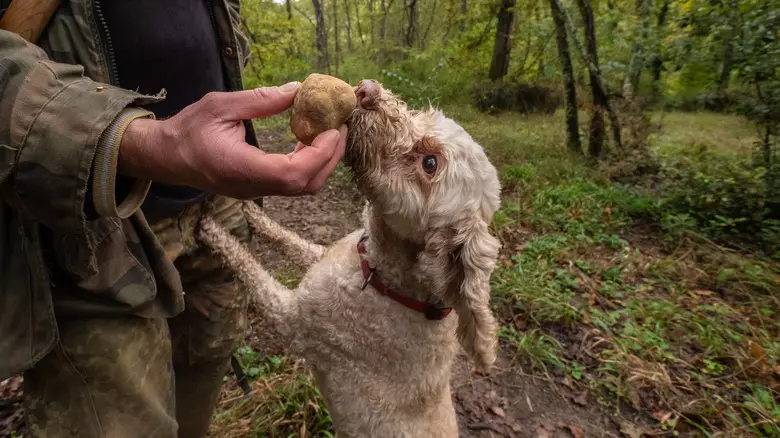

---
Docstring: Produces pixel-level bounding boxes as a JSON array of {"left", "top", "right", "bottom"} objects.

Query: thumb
[{"left": 208, "top": 82, "right": 301, "bottom": 120}]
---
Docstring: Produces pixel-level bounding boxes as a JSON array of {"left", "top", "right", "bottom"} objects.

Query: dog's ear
[{"left": 420, "top": 218, "right": 500, "bottom": 371}]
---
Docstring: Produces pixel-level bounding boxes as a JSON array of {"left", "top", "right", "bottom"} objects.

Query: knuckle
[
  {"left": 252, "top": 87, "right": 274, "bottom": 102},
  {"left": 201, "top": 91, "right": 221, "bottom": 107}
]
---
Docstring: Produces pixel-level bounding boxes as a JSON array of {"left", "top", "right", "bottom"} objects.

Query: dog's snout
[{"left": 355, "top": 79, "right": 380, "bottom": 110}]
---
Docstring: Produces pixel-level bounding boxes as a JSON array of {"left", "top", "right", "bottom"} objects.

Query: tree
[
  {"left": 334, "top": 0, "right": 341, "bottom": 75},
  {"left": 650, "top": 0, "right": 670, "bottom": 99},
  {"left": 312, "top": 0, "right": 330, "bottom": 72},
  {"left": 717, "top": 0, "right": 740, "bottom": 93},
  {"left": 553, "top": 0, "right": 622, "bottom": 150},
  {"left": 549, "top": 0, "right": 581, "bottom": 153},
  {"left": 623, "top": 0, "right": 653, "bottom": 103},
  {"left": 576, "top": 0, "right": 606, "bottom": 158},
  {"left": 344, "top": 0, "right": 354, "bottom": 51},
  {"left": 405, "top": 0, "right": 419, "bottom": 48},
  {"left": 489, "top": 0, "right": 517, "bottom": 81}
]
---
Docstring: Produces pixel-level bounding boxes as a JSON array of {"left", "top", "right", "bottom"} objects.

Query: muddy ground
[{"left": 0, "top": 131, "right": 643, "bottom": 437}]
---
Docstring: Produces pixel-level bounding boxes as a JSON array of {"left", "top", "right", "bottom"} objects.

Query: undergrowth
[{"left": 479, "top": 109, "right": 780, "bottom": 436}]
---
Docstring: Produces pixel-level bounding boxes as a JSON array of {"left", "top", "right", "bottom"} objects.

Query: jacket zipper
[
  {"left": 205, "top": 0, "right": 220, "bottom": 38},
  {"left": 93, "top": 0, "right": 120, "bottom": 86}
]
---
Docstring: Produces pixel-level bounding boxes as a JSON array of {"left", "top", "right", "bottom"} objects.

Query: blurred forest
[{"left": 219, "top": 1, "right": 780, "bottom": 437}]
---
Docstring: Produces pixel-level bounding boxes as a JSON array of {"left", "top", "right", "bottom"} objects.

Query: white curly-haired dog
[{"left": 198, "top": 79, "right": 502, "bottom": 437}]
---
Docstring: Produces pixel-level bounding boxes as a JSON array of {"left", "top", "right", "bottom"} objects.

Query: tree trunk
[
  {"left": 334, "top": 0, "right": 341, "bottom": 75},
  {"left": 489, "top": 0, "right": 516, "bottom": 81},
  {"left": 405, "top": 0, "right": 419, "bottom": 48},
  {"left": 650, "top": 0, "right": 669, "bottom": 99},
  {"left": 553, "top": 0, "right": 622, "bottom": 150},
  {"left": 312, "top": 0, "right": 330, "bottom": 73},
  {"left": 368, "top": 0, "right": 375, "bottom": 45},
  {"left": 421, "top": 0, "right": 439, "bottom": 49},
  {"left": 344, "top": 0, "right": 353, "bottom": 51},
  {"left": 623, "top": 0, "right": 652, "bottom": 103},
  {"left": 549, "top": 0, "right": 581, "bottom": 154},
  {"left": 380, "top": 0, "right": 388, "bottom": 41},
  {"left": 576, "top": 0, "right": 605, "bottom": 158},
  {"left": 354, "top": 0, "right": 365, "bottom": 47},
  {"left": 286, "top": 0, "right": 293, "bottom": 19},
  {"left": 717, "top": 0, "right": 739, "bottom": 93}
]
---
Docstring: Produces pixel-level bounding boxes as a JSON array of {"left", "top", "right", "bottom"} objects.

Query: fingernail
[{"left": 281, "top": 81, "right": 301, "bottom": 92}]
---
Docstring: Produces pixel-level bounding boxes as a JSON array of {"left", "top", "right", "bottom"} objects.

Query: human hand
[{"left": 117, "top": 82, "right": 347, "bottom": 199}]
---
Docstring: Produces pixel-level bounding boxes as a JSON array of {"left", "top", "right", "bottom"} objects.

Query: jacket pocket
[
  {"left": 0, "top": 203, "right": 58, "bottom": 380},
  {"left": 53, "top": 216, "right": 158, "bottom": 314}
]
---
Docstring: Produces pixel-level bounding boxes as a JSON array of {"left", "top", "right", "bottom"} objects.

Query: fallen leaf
[
  {"left": 573, "top": 390, "right": 589, "bottom": 406},
  {"left": 588, "top": 292, "right": 598, "bottom": 306},
  {"left": 561, "top": 376, "right": 575, "bottom": 390},
  {"left": 535, "top": 423, "right": 554, "bottom": 438},
  {"left": 619, "top": 421, "right": 646, "bottom": 438},
  {"left": 693, "top": 289, "right": 714, "bottom": 296},
  {"left": 513, "top": 316, "right": 528, "bottom": 331},
  {"left": 558, "top": 422, "right": 585, "bottom": 438},
  {"left": 651, "top": 410, "right": 673, "bottom": 423},
  {"left": 775, "top": 364, "right": 780, "bottom": 377},
  {"left": 510, "top": 423, "right": 523, "bottom": 433},
  {"left": 749, "top": 340, "right": 767, "bottom": 364},
  {"left": 490, "top": 406, "right": 506, "bottom": 418},
  {"left": 604, "top": 207, "right": 613, "bottom": 217}
]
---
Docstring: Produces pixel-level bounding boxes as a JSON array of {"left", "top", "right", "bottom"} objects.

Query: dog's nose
[{"left": 355, "top": 79, "right": 380, "bottom": 110}]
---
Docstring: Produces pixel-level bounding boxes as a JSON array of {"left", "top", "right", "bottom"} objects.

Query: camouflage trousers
[{"left": 23, "top": 196, "right": 252, "bottom": 438}]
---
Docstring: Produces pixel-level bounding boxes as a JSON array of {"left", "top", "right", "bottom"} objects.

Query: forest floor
[{"left": 1, "top": 110, "right": 777, "bottom": 438}]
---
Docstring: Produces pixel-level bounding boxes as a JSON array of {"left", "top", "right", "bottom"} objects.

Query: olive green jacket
[{"left": 0, "top": 0, "right": 253, "bottom": 380}]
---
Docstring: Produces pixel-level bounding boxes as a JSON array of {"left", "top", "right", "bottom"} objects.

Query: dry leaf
[
  {"left": 652, "top": 410, "right": 673, "bottom": 423},
  {"left": 558, "top": 423, "right": 585, "bottom": 438},
  {"left": 749, "top": 340, "right": 767, "bottom": 363},
  {"left": 619, "top": 421, "right": 646, "bottom": 438},
  {"left": 490, "top": 406, "right": 506, "bottom": 418},
  {"left": 604, "top": 207, "right": 613, "bottom": 217},
  {"left": 514, "top": 316, "right": 528, "bottom": 331},
  {"left": 774, "top": 364, "right": 780, "bottom": 377},
  {"left": 588, "top": 292, "right": 598, "bottom": 306},
  {"left": 573, "top": 390, "right": 589, "bottom": 406},
  {"left": 510, "top": 423, "right": 523, "bottom": 433},
  {"left": 535, "top": 423, "right": 554, "bottom": 438},
  {"left": 562, "top": 376, "right": 576, "bottom": 390},
  {"left": 693, "top": 289, "right": 714, "bottom": 296}
]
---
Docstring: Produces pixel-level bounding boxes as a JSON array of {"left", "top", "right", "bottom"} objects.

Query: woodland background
[{"left": 216, "top": 0, "right": 780, "bottom": 436}]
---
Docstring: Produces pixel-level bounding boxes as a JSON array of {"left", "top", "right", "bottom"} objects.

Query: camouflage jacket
[{"left": 0, "top": 0, "right": 253, "bottom": 380}]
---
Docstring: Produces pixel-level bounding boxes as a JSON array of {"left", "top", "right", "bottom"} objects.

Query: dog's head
[{"left": 346, "top": 80, "right": 501, "bottom": 371}]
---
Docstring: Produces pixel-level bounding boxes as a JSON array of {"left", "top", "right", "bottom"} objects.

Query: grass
[
  {"left": 214, "top": 103, "right": 779, "bottom": 436},
  {"left": 456, "top": 106, "right": 780, "bottom": 436}
]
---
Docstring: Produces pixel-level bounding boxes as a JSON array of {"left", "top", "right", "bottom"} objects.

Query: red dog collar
[{"left": 357, "top": 234, "right": 452, "bottom": 320}]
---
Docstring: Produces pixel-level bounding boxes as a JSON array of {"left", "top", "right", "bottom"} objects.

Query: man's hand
[{"left": 118, "top": 82, "right": 347, "bottom": 199}]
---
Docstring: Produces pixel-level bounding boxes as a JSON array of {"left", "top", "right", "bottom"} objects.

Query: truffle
[{"left": 290, "top": 73, "right": 357, "bottom": 145}]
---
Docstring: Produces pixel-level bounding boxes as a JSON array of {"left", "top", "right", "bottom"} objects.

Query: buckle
[
  {"left": 424, "top": 303, "right": 450, "bottom": 320},
  {"left": 361, "top": 269, "right": 375, "bottom": 290}
]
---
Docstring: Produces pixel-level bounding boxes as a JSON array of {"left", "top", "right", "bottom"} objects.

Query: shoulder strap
[{"left": 0, "top": 0, "right": 61, "bottom": 43}]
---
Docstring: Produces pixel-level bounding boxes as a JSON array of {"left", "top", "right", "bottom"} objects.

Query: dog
[{"left": 199, "top": 79, "right": 502, "bottom": 437}]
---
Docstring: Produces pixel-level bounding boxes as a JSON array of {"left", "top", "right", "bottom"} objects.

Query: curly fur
[{"left": 198, "top": 80, "right": 501, "bottom": 437}]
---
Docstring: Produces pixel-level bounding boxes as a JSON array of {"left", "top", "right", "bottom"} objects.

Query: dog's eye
[{"left": 422, "top": 155, "right": 437, "bottom": 174}]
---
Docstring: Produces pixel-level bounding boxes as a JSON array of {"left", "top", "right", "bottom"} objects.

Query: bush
[
  {"left": 658, "top": 145, "right": 780, "bottom": 253},
  {"left": 472, "top": 80, "right": 561, "bottom": 114}
]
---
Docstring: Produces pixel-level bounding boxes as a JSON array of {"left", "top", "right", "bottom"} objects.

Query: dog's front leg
[
  {"left": 199, "top": 216, "right": 299, "bottom": 337},
  {"left": 242, "top": 201, "right": 324, "bottom": 267}
]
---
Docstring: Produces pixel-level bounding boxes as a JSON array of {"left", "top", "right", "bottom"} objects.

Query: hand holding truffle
[{"left": 117, "top": 82, "right": 348, "bottom": 199}]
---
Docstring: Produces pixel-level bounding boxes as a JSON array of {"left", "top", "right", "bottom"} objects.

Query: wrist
[{"left": 118, "top": 116, "right": 166, "bottom": 180}]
